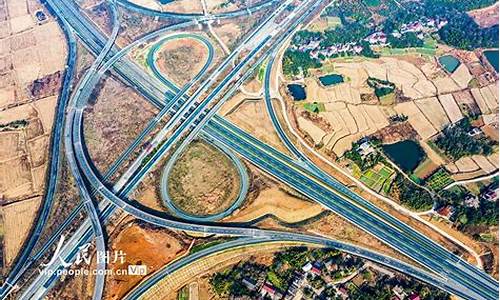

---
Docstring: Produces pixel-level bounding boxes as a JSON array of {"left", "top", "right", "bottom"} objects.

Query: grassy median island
[
  {"left": 156, "top": 37, "right": 208, "bottom": 86},
  {"left": 168, "top": 141, "right": 241, "bottom": 216}
]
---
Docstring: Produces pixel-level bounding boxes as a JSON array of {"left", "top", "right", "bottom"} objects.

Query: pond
[
  {"left": 287, "top": 84, "right": 306, "bottom": 101},
  {"left": 438, "top": 55, "right": 460, "bottom": 73},
  {"left": 484, "top": 50, "right": 499, "bottom": 73},
  {"left": 381, "top": 140, "right": 425, "bottom": 173},
  {"left": 158, "top": 0, "right": 173, "bottom": 4},
  {"left": 319, "top": 73, "right": 344, "bottom": 86}
]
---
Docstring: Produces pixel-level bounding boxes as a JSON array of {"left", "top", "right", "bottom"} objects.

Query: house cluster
[
  {"left": 435, "top": 184, "right": 498, "bottom": 220},
  {"left": 364, "top": 17, "right": 448, "bottom": 45},
  {"left": 463, "top": 185, "right": 499, "bottom": 209},
  {"left": 400, "top": 18, "right": 448, "bottom": 34},
  {"left": 392, "top": 285, "right": 422, "bottom": 300},
  {"left": 436, "top": 204, "right": 457, "bottom": 220},
  {"left": 356, "top": 140, "right": 376, "bottom": 159},
  {"left": 258, "top": 256, "right": 357, "bottom": 300},
  {"left": 291, "top": 16, "right": 450, "bottom": 60},
  {"left": 247, "top": 252, "right": 429, "bottom": 300},
  {"left": 364, "top": 31, "right": 388, "bottom": 45},
  {"left": 292, "top": 38, "right": 365, "bottom": 60}
]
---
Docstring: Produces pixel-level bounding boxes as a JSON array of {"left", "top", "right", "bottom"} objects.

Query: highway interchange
[{"left": 2, "top": 0, "right": 499, "bottom": 299}]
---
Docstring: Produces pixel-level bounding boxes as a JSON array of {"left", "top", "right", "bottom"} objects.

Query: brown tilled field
[
  {"left": 225, "top": 98, "right": 290, "bottom": 154},
  {"left": 1, "top": 197, "right": 41, "bottom": 266},
  {"left": 0, "top": 0, "right": 66, "bottom": 270}
]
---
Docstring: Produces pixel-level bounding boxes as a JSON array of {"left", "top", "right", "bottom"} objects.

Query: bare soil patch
[
  {"left": 468, "top": 3, "right": 499, "bottom": 28},
  {"left": 105, "top": 219, "right": 190, "bottom": 300},
  {"left": 225, "top": 187, "right": 324, "bottom": 223},
  {"left": 225, "top": 98, "right": 290, "bottom": 154}
]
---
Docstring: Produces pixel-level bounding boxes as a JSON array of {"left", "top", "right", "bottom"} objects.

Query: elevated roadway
[{"left": 13, "top": 1, "right": 499, "bottom": 299}]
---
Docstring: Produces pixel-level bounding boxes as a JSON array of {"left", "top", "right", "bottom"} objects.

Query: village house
[{"left": 464, "top": 194, "right": 480, "bottom": 209}]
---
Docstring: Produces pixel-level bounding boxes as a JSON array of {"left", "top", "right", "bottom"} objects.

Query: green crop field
[
  {"left": 359, "top": 164, "right": 395, "bottom": 192},
  {"left": 425, "top": 168, "right": 454, "bottom": 190}
]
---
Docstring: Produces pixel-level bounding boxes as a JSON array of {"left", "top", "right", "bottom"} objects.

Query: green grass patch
[
  {"left": 267, "top": 271, "right": 286, "bottom": 290},
  {"left": 416, "top": 47, "right": 437, "bottom": 56},
  {"left": 382, "top": 177, "right": 393, "bottom": 194},
  {"left": 303, "top": 101, "right": 325, "bottom": 113},
  {"left": 190, "top": 238, "right": 234, "bottom": 254},
  {"left": 317, "top": 60, "right": 337, "bottom": 74},
  {"left": 479, "top": 233, "right": 495, "bottom": 242},
  {"left": 257, "top": 61, "right": 268, "bottom": 82},
  {"left": 377, "top": 46, "right": 436, "bottom": 57},
  {"left": 423, "top": 38, "right": 437, "bottom": 49},
  {"left": 413, "top": 158, "right": 437, "bottom": 179},
  {"left": 309, "top": 16, "right": 342, "bottom": 32},
  {"left": 178, "top": 286, "right": 189, "bottom": 300}
]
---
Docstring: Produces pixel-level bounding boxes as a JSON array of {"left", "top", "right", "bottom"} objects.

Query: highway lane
[
  {"left": 112, "top": 32, "right": 215, "bottom": 190},
  {"left": 53, "top": 112, "right": 494, "bottom": 300},
  {"left": 67, "top": 32, "right": 493, "bottom": 298},
  {"left": 25, "top": 1, "right": 498, "bottom": 298},
  {"left": 118, "top": 35, "right": 272, "bottom": 195},
  {"left": 72, "top": 58, "right": 496, "bottom": 300},
  {"left": 97, "top": 21, "right": 199, "bottom": 180},
  {"left": 52, "top": 7, "right": 478, "bottom": 286},
  {"left": 261, "top": 50, "right": 500, "bottom": 293},
  {"left": 264, "top": 54, "right": 309, "bottom": 162},
  {"left": 114, "top": 0, "right": 298, "bottom": 185},
  {"left": 41, "top": 7, "right": 280, "bottom": 298},
  {"left": 261, "top": 49, "right": 478, "bottom": 278},
  {"left": 60, "top": 2, "right": 124, "bottom": 299},
  {"left": 71, "top": 0, "right": 500, "bottom": 292},
  {"left": 10, "top": 21, "right": 211, "bottom": 299}
]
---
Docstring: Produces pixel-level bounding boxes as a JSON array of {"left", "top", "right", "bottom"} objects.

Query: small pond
[
  {"left": 438, "top": 55, "right": 460, "bottom": 73},
  {"left": 287, "top": 83, "right": 306, "bottom": 101},
  {"left": 484, "top": 49, "right": 499, "bottom": 73},
  {"left": 381, "top": 140, "right": 425, "bottom": 173},
  {"left": 319, "top": 73, "right": 344, "bottom": 86}
]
